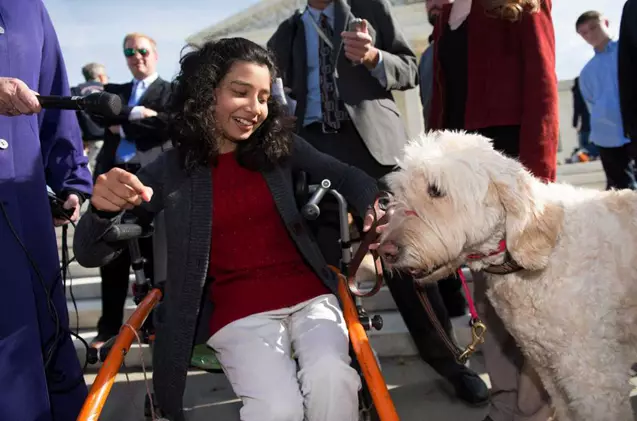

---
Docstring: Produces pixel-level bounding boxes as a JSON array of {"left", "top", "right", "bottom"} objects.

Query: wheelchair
[{"left": 76, "top": 177, "right": 399, "bottom": 421}]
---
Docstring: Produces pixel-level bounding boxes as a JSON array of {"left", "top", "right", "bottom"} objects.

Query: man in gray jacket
[{"left": 268, "top": 0, "right": 489, "bottom": 406}]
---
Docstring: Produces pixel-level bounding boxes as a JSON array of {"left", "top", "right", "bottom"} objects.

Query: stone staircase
[{"left": 58, "top": 161, "right": 607, "bottom": 369}]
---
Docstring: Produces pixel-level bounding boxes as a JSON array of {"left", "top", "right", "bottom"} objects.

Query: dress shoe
[{"left": 448, "top": 366, "right": 490, "bottom": 407}]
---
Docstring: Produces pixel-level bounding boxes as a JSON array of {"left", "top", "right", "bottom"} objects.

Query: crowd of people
[{"left": 1, "top": 0, "right": 637, "bottom": 420}]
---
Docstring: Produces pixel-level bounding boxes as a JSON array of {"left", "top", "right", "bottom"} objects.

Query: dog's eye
[{"left": 428, "top": 184, "right": 444, "bottom": 198}]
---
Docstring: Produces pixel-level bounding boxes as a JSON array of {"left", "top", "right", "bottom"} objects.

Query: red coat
[{"left": 428, "top": 0, "right": 559, "bottom": 182}]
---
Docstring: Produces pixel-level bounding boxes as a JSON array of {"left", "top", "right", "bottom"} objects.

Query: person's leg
[
  {"left": 579, "top": 132, "right": 599, "bottom": 158},
  {"left": 384, "top": 270, "right": 489, "bottom": 405},
  {"left": 95, "top": 250, "right": 132, "bottom": 344},
  {"left": 473, "top": 272, "right": 552, "bottom": 421},
  {"left": 139, "top": 235, "right": 155, "bottom": 285},
  {"left": 437, "top": 274, "right": 468, "bottom": 318},
  {"left": 207, "top": 311, "right": 305, "bottom": 421},
  {"left": 597, "top": 145, "right": 637, "bottom": 190},
  {"left": 289, "top": 294, "right": 360, "bottom": 421}
]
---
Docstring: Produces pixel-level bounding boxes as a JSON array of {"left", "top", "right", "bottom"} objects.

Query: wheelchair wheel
[
  {"left": 359, "top": 376, "right": 381, "bottom": 421},
  {"left": 352, "top": 344, "right": 381, "bottom": 421}
]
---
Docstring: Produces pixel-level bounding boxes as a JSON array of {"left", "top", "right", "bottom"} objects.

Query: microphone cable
[{"left": 0, "top": 201, "right": 91, "bottom": 395}]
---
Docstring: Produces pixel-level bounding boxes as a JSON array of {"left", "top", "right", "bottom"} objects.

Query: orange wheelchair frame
[{"left": 76, "top": 179, "right": 400, "bottom": 421}]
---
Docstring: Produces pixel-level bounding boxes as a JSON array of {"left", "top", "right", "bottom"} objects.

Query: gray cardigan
[{"left": 73, "top": 135, "right": 380, "bottom": 420}]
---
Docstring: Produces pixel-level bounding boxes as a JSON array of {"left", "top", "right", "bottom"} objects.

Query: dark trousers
[
  {"left": 96, "top": 163, "right": 156, "bottom": 338},
  {"left": 597, "top": 144, "right": 637, "bottom": 190},
  {"left": 299, "top": 121, "right": 466, "bottom": 379}
]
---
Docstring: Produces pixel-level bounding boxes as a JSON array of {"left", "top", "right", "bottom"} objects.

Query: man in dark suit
[
  {"left": 90, "top": 32, "right": 172, "bottom": 347},
  {"left": 267, "top": 0, "right": 489, "bottom": 406}
]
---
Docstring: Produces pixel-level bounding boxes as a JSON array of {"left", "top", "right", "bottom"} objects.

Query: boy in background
[{"left": 576, "top": 10, "right": 636, "bottom": 190}]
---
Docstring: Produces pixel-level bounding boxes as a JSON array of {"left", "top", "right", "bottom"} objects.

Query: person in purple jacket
[{"left": 0, "top": 1, "right": 93, "bottom": 420}]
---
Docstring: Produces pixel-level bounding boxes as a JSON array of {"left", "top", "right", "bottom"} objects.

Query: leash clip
[{"left": 458, "top": 319, "right": 487, "bottom": 364}]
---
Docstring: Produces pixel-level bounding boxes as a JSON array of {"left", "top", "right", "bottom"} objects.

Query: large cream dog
[{"left": 378, "top": 130, "right": 637, "bottom": 421}]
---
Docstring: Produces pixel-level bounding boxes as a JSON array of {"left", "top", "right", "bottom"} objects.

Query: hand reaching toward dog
[{"left": 91, "top": 168, "right": 153, "bottom": 212}]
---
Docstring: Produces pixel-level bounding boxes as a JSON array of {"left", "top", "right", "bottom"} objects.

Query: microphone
[{"left": 37, "top": 92, "right": 122, "bottom": 117}]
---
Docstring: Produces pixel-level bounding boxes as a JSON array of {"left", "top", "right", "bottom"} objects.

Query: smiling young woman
[{"left": 74, "top": 37, "right": 383, "bottom": 421}]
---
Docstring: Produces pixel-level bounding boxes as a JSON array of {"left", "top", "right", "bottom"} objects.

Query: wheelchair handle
[{"left": 301, "top": 179, "right": 331, "bottom": 220}]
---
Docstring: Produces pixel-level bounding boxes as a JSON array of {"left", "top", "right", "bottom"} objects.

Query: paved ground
[
  {"left": 86, "top": 353, "right": 637, "bottom": 421},
  {"left": 87, "top": 356, "right": 492, "bottom": 421}
]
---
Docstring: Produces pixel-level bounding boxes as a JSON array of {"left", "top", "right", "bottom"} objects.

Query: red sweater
[
  {"left": 429, "top": 0, "right": 559, "bottom": 182},
  {"left": 207, "top": 153, "right": 330, "bottom": 335}
]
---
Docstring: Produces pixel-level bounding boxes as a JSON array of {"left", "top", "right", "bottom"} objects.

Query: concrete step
[
  {"left": 556, "top": 160, "right": 603, "bottom": 176},
  {"left": 65, "top": 275, "right": 133, "bottom": 301},
  {"left": 64, "top": 261, "right": 101, "bottom": 279},
  {"left": 67, "top": 297, "right": 137, "bottom": 331},
  {"left": 556, "top": 161, "right": 605, "bottom": 190},
  {"left": 73, "top": 329, "right": 152, "bottom": 370}
]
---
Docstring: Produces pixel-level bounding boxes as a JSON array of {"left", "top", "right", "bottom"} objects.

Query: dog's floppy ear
[{"left": 492, "top": 172, "right": 563, "bottom": 271}]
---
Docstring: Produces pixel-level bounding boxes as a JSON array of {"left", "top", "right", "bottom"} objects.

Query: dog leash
[
  {"left": 413, "top": 269, "right": 486, "bottom": 364},
  {"left": 348, "top": 193, "right": 487, "bottom": 364},
  {"left": 357, "top": 192, "right": 487, "bottom": 364},
  {"left": 347, "top": 196, "right": 389, "bottom": 297}
]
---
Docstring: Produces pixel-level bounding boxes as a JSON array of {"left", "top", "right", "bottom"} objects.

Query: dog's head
[{"left": 379, "top": 130, "right": 563, "bottom": 282}]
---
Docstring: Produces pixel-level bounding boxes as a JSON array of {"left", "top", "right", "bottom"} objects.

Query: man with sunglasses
[{"left": 89, "top": 32, "right": 172, "bottom": 348}]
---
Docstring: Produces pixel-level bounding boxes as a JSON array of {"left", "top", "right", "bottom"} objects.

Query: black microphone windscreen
[{"left": 80, "top": 92, "right": 122, "bottom": 117}]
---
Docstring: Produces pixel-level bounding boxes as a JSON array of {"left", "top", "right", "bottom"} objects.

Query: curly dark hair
[{"left": 168, "top": 37, "right": 293, "bottom": 172}]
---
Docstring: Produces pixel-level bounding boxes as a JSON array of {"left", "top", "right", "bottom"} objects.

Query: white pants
[{"left": 207, "top": 294, "right": 361, "bottom": 421}]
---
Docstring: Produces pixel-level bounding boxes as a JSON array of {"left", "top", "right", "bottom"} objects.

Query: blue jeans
[{"left": 578, "top": 131, "right": 599, "bottom": 158}]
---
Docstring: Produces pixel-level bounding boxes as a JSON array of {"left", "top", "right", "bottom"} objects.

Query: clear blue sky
[
  {"left": 43, "top": 0, "right": 627, "bottom": 87},
  {"left": 44, "top": 0, "right": 261, "bottom": 86}
]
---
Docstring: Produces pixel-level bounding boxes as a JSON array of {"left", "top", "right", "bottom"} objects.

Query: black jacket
[
  {"left": 91, "top": 77, "right": 173, "bottom": 176},
  {"left": 619, "top": 0, "right": 637, "bottom": 139}
]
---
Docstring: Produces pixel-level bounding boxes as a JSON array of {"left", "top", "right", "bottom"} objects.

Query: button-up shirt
[
  {"left": 579, "top": 40, "right": 630, "bottom": 148},
  {"left": 116, "top": 72, "right": 159, "bottom": 163},
  {"left": 302, "top": 4, "right": 387, "bottom": 126}
]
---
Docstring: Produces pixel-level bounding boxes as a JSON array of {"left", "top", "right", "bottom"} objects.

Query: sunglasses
[{"left": 124, "top": 48, "right": 150, "bottom": 58}]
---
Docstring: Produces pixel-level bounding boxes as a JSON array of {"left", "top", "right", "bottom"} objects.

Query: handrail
[
  {"left": 77, "top": 288, "right": 163, "bottom": 421},
  {"left": 332, "top": 266, "right": 400, "bottom": 421}
]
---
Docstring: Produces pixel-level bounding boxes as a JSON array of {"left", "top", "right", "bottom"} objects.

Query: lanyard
[{"left": 304, "top": 8, "right": 334, "bottom": 50}]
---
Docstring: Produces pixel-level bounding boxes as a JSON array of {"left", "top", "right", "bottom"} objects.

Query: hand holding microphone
[
  {"left": 0, "top": 76, "right": 122, "bottom": 117},
  {"left": 0, "top": 77, "right": 42, "bottom": 116}
]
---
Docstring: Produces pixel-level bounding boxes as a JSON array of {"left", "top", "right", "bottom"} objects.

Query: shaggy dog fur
[{"left": 378, "top": 130, "right": 637, "bottom": 421}]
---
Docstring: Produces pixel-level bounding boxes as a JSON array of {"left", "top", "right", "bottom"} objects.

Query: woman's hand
[
  {"left": 0, "top": 77, "right": 41, "bottom": 116},
  {"left": 91, "top": 168, "right": 153, "bottom": 212}
]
